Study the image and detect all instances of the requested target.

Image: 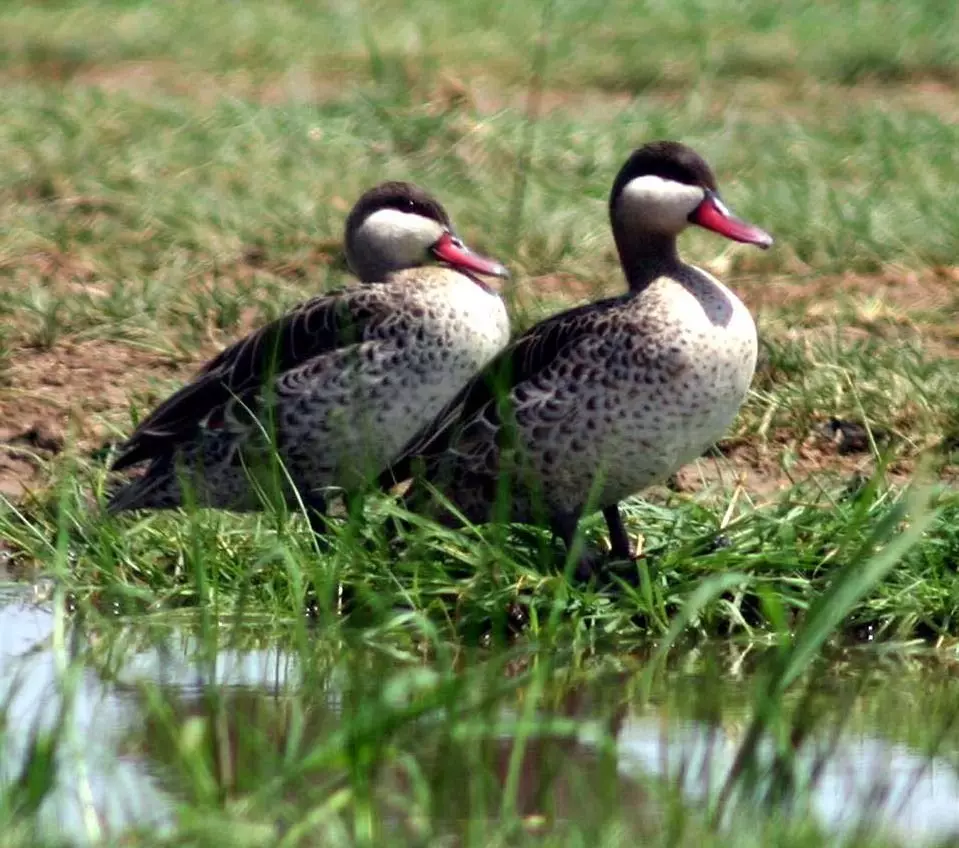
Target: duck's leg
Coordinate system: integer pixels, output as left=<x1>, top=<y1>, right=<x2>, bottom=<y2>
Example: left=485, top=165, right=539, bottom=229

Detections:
left=305, top=492, right=331, bottom=549
left=603, top=504, right=637, bottom=560
left=300, top=491, right=333, bottom=618
left=552, top=511, right=604, bottom=582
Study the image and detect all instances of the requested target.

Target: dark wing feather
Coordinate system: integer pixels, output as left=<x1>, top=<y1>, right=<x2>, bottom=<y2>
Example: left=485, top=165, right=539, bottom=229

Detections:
left=382, top=297, right=620, bottom=485
left=112, top=287, right=380, bottom=470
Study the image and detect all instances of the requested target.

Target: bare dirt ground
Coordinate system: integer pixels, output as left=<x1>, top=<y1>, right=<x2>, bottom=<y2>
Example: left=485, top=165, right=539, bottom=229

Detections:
left=0, top=341, right=199, bottom=498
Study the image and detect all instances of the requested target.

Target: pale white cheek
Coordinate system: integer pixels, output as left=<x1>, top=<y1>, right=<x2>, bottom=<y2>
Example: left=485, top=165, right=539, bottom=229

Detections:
left=618, top=175, right=705, bottom=234
left=353, top=209, right=444, bottom=266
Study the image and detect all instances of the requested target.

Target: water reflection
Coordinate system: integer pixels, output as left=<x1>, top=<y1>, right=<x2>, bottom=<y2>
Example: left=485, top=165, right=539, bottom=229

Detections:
left=617, top=716, right=959, bottom=840
left=2, top=581, right=959, bottom=844
left=0, top=585, right=172, bottom=842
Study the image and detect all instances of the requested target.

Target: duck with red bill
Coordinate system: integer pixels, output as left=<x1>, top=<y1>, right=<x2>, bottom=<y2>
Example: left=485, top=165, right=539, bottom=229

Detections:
left=105, top=180, right=512, bottom=533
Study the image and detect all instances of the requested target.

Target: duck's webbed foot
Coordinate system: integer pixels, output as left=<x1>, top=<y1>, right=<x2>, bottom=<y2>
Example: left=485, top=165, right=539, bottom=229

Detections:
left=552, top=510, right=611, bottom=583
left=552, top=505, right=643, bottom=585
left=598, top=504, right=646, bottom=586
left=603, top=505, right=642, bottom=561
left=571, top=548, right=614, bottom=582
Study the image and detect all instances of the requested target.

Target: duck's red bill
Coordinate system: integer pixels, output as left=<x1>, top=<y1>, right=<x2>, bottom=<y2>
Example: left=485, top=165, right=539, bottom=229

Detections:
left=431, top=232, right=510, bottom=279
left=690, top=192, right=773, bottom=249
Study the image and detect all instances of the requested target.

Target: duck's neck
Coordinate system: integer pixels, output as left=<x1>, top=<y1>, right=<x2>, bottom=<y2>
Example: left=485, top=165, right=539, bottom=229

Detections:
left=614, top=230, right=682, bottom=293
left=347, top=228, right=419, bottom=282
left=352, top=257, right=400, bottom=283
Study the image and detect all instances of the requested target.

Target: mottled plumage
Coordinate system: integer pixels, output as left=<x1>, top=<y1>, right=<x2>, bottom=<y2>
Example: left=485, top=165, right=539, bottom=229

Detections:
left=108, top=182, right=510, bottom=519
left=387, top=141, right=773, bottom=569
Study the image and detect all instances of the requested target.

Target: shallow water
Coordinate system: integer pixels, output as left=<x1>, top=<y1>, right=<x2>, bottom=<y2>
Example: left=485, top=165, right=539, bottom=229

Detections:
left=2, top=579, right=959, bottom=844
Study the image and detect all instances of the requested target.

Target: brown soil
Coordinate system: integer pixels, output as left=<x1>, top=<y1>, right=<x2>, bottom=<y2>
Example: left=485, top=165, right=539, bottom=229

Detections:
left=0, top=340, right=201, bottom=499
left=741, top=267, right=959, bottom=321
left=1, top=249, right=103, bottom=294
left=5, top=57, right=956, bottom=124
left=669, top=428, right=919, bottom=505
left=739, top=267, right=959, bottom=356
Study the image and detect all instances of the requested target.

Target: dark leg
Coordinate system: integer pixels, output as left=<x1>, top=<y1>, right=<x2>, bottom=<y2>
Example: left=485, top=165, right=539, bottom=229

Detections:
left=603, top=504, right=636, bottom=560
left=305, top=492, right=332, bottom=551
left=552, top=511, right=579, bottom=554
left=552, top=510, right=604, bottom=582
left=601, top=503, right=645, bottom=587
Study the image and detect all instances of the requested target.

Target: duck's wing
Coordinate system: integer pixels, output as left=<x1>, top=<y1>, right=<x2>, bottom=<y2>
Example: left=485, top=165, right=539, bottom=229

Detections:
left=112, top=286, right=387, bottom=470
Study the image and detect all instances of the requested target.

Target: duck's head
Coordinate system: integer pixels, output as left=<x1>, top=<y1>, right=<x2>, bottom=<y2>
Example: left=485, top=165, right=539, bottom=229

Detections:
left=344, top=181, right=509, bottom=283
left=609, top=141, right=773, bottom=251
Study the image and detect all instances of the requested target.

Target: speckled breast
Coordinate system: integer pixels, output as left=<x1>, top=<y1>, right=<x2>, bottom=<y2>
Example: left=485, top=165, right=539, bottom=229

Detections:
left=291, top=270, right=510, bottom=491
left=521, top=271, right=757, bottom=514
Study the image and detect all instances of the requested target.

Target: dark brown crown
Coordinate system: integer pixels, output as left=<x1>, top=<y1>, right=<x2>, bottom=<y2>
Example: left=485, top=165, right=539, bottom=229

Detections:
left=345, top=181, right=452, bottom=240
left=609, top=141, right=718, bottom=217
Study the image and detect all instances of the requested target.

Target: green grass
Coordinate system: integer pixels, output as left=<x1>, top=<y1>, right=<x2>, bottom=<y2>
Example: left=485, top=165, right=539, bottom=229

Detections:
left=2, top=0, right=957, bottom=88
left=1, top=0, right=959, bottom=843
left=3, top=531, right=958, bottom=846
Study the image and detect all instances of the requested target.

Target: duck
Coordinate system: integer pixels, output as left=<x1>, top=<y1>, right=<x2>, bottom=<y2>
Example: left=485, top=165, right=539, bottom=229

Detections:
left=384, top=141, right=773, bottom=576
left=106, top=181, right=511, bottom=532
